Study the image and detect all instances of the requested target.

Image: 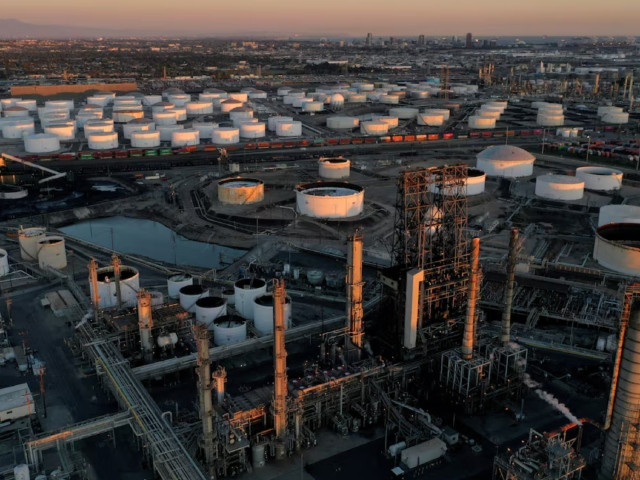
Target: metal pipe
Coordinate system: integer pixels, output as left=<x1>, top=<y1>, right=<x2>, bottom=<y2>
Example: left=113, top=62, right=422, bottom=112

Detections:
left=137, top=289, right=153, bottom=356
left=462, top=237, right=480, bottom=359
left=500, top=228, right=519, bottom=345
left=112, top=254, right=122, bottom=309
left=88, top=258, right=100, bottom=315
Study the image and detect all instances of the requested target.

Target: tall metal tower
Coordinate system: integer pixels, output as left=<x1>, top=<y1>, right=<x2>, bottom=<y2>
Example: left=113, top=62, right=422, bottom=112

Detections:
left=272, top=279, right=288, bottom=440
left=195, top=325, right=216, bottom=477
left=346, top=229, right=364, bottom=360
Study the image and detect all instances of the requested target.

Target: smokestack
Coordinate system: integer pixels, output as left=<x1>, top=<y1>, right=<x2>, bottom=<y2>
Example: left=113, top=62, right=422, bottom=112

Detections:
left=273, top=279, right=288, bottom=440
left=462, top=237, right=480, bottom=360
left=346, top=229, right=364, bottom=359
left=601, top=286, right=640, bottom=479
left=500, top=228, right=519, bottom=345
left=195, top=325, right=216, bottom=476
left=137, top=289, right=153, bottom=356
left=112, top=254, right=122, bottom=309
left=88, top=258, right=100, bottom=315
left=213, top=366, right=226, bottom=405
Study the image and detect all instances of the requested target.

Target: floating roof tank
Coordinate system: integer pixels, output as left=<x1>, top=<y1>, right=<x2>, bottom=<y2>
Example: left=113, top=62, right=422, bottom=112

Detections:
left=166, top=107, right=187, bottom=121
left=212, top=315, right=247, bottom=346
left=45, top=121, right=76, bottom=141
left=594, top=224, right=640, bottom=275
left=535, top=174, right=584, bottom=201
left=469, top=116, right=496, bottom=129
left=195, top=296, right=227, bottom=328
left=171, top=128, right=199, bottom=147
left=88, top=132, right=118, bottom=150
left=92, top=265, right=140, bottom=308
left=598, top=205, right=640, bottom=227
left=389, top=107, right=418, bottom=119
left=131, top=131, right=160, bottom=148
left=576, top=166, right=622, bottom=191
left=295, top=181, right=364, bottom=219
left=112, top=110, right=144, bottom=123
left=123, top=118, right=155, bottom=139
left=158, top=125, right=183, bottom=142
left=167, top=273, right=193, bottom=298
left=179, top=284, right=209, bottom=313
left=24, top=133, right=60, bottom=153
left=234, top=278, right=267, bottom=320
left=360, top=121, right=389, bottom=136
left=267, top=116, right=293, bottom=131
left=327, top=116, right=359, bottom=130
left=18, top=226, right=46, bottom=262
left=318, top=157, right=350, bottom=179
left=212, top=127, right=240, bottom=144
left=192, top=121, right=218, bottom=139
left=186, top=101, right=214, bottom=116
left=37, top=236, right=67, bottom=269
left=239, top=122, right=266, bottom=139
left=2, top=119, right=35, bottom=138
left=275, top=121, right=302, bottom=137
left=217, top=177, right=264, bottom=204
left=253, top=294, right=292, bottom=335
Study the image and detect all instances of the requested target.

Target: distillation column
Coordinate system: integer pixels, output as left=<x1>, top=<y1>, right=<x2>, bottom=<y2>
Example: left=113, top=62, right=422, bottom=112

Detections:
left=273, top=279, right=288, bottom=441
left=88, top=258, right=100, bottom=316
left=195, top=325, right=216, bottom=476
left=112, top=254, right=122, bottom=309
left=213, top=366, right=226, bottom=405
left=346, top=229, right=364, bottom=360
left=138, top=289, right=153, bottom=360
left=500, top=228, right=519, bottom=345
left=462, top=237, right=480, bottom=360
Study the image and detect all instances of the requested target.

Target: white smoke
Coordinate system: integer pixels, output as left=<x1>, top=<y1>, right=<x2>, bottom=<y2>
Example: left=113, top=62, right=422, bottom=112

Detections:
left=523, top=374, right=582, bottom=425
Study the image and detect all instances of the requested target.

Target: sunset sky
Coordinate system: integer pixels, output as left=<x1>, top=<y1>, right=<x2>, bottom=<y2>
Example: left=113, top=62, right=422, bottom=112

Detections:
left=3, top=0, right=639, bottom=37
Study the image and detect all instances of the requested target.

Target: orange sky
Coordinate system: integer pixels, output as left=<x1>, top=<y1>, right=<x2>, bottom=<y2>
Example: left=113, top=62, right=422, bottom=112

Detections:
left=4, top=0, right=639, bottom=36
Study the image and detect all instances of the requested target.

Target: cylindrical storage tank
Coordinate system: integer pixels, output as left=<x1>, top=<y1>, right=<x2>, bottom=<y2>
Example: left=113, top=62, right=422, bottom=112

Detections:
left=478, top=110, right=501, bottom=119
left=535, top=174, right=584, bottom=201
left=287, top=90, right=306, bottom=99
left=379, top=94, right=400, bottom=105
left=228, top=92, right=248, bottom=103
left=319, top=157, right=350, bottom=179
left=222, top=288, right=235, bottom=306
left=131, top=131, right=161, bottom=148
left=428, top=168, right=486, bottom=197
left=234, top=278, right=267, bottom=320
left=389, top=107, right=419, bottom=120
left=306, top=270, right=323, bottom=285
left=576, top=167, right=623, bottom=191
left=88, top=132, right=118, bottom=150
left=275, top=121, right=302, bottom=137
left=201, top=89, right=227, bottom=100
left=302, top=101, right=324, bottom=112
left=84, top=120, right=114, bottom=134
left=597, top=106, right=623, bottom=117
left=171, top=128, right=199, bottom=147
left=221, top=99, right=243, bottom=113
left=347, top=93, right=367, bottom=103
left=424, top=108, right=450, bottom=121
left=45, top=100, right=73, bottom=111
left=360, top=121, right=389, bottom=136
left=153, top=111, right=178, bottom=126
left=0, top=248, right=9, bottom=276
left=292, top=97, right=313, bottom=108
left=86, top=95, right=109, bottom=107
left=481, top=104, right=506, bottom=115
left=0, top=98, right=18, bottom=109
left=268, top=116, right=293, bottom=131
left=2, top=120, right=35, bottom=138
left=476, top=145, right=535, bottom=178
left=167, top=94, right=191, bottom=107
left=152, top=102, right=175, bottom=113
left=195, top=296, right=227, bottom=326
left=537, top=113, right=565, bottom=126
left=186, top=101, right=213, bottom=116
left=37, top=236, right=66, bottom=269
left=212, top=127, right=240, bottom=144
left=598, top=205, right=640, bottom=227
left=112, top=110, right=144, bottom=123
left=167, top=107, right=187, bottom=122
left=15, top=99, right=37, bottom=112
left=24, top=133, right=60, bottom=153
left=92, top=265, right=140, bottom=308
left=239, top=122, right=266, bottom=139
left=179, top=284, right=209, bottom=313
left=13, top=464, right=30, bottom=480
left=327, top=116, right=359, bottom=130
left=40, top=111, right=70, bottom=126
left=143, top=95, right=163, bottom=106
left=229, top=107, right=253, bottom=123
left=602, top=112, right=629, bottom=124
left=410, top=90, right=430, bottom=99
left=76, top=112, right=102, bottom=128
left=277, top=87, right=292, bottom=96
left=217, top=177, right=264, bottom=204
left=212, top=315, right=247, bottom=346
left=122, top=119, right=155, bottom=139
left=45, top=121, right=76, bottom=140
left=253, top=294, right=292, bottom=335
left=158, top=125, right=183, bottom=142
left=162, top=88, right=184, bottom=100
left=469, top=116, right=496, bottom=129
left=594, top=224, right=640, bottom=275
left=18, top=227, right=46, bottom=261
left=251, top=444, right=266, bottom=468
left=417, top=113, right=444, bottom=126
left=249, top=90, right=268, bottom=100
left=192, top=121, right=217, bottom=139
left=166, top=274, right=192, bottom=299
left=356, top=83, right=375, bottom=92
left=295, top=181, right=364, bottom=219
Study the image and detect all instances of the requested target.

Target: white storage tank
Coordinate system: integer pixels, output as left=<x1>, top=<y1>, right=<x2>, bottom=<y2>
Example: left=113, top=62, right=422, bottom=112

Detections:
left=37, top=236, right=67, bottom=269
left=598, top=205, right=640, bottom=227
left=152, top=102, right=175, bottom=113
left=221, top=99, right=243, bottom=113
left=268, top=116, right=293, bottom=131
left=594, top=224, right=640, bottom=275
left=212, top=315, right=247, bottom=346
left=143, top=95, right=163, bottom=106
left=86, top=95, right=110, bottom=107
left=18, top=226, right=46, bottom=261
left=347, top=93, right=367, bottom=103
left=576, top=167, right=623, bottom=191
left=379, top=94, right=400, bottom=105
left=153, top=111, right=177, bottom=126
left=2, top=120, right=35, bottom=138
left=212, top=127, right=240, bottom=144
left=277, top=87, right=292, bottom=96
left=158, top=125, right=183, bottom=142
left=302, top=101, right=324, bottom=112
left=233, top=117, right=258, bottom=128
left=24, top=133, right=60, bottom=153
left=275, top=121, right=302, bottom=137
left=476, top=145, right=535, bottom=178
left=201, top=89, right=227, bottom=100
left=430, top=168, right=486, bottom=196
left=40, top=111, right=70, bottom=126
left=171, top=128, right=199, bottom=147
left=167, top=273, right=193, bottom=298
left=234, top=278, right=267, bottom=320
left=88, top=132, right=118, bottom=150
left=389, top=107, right=419, bottom=119
left=222, top=288, right=235, bottom=306
left=469, top=116, right=496, bottom=129
left=228, top=92, right=248, bottom=103
left=192, top=121, right=218, bottom=139
left=248, top=90, right=268, bottom=99
left=535, top=174, right=584, bottom=201
left=239, top=122, right=266, bottom=139
left=92, top=265, right=140, bottom=308
left=179, top=284, right=209, bottom=313
left=76, top=112, right=102, bottom=128
left=131, top=131, right=161, bottom=148
left=537, top=113, right=564, bottom=126
left=425, top=108, right=450, bottom=120
left=113, top=104, right=143, bottom=113
left=186, top=101, right=214, bottom=116
left=319, top=157, right=350, bottom=179
left=45, top=99, right=73, bottom=111
left=417, top=113, right=444, bottom=126
left=253, top=294, right=292, bottom=335
left=84, top=120, right=114, bottom=134
left=195, top=296, right=227, bottom=327
left=327, top=116, right=359, bottom=130
left=360, top=121, right=389, bottom=136
left=0, top=98, right=18, bottom=109
left=602, top=112, right=629, bottom=124
left=167, top=94, right=191, bottom=107
left=167, top=107, right=187, bottom=122
left=597, top=106, right=623, bottom=117
left=0, top=248, right=9, bottom=276
left=112, top=110, right=144, bottom=123
left=123, top=118, right=155, bottom=139
left=229, top=107, right=254, bottom=123
left=45, top=121, right=76, bottom=141
left=218, top=177, right=264, bottom=204
left=296, top=181, right=364, bottom=219
left=14, top=464, right=30, bottom=480
left=15, top=99, right=36, bottom=112
left=478, top=110, right=501, bottom=119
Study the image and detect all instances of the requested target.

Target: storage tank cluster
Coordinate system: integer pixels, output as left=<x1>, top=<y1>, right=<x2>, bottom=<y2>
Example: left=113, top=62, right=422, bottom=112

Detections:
left=476, top=145, right=535, bottom=178
left=597, top=106, right=629, bottom=124
left=318, top=157, right=350, bottom=179
left=576, top=167, right=623, bottom=191
left=534, top=102, right=565, bottom=126
left=91, top=265, right=140, bottom=308
left=535, top=174, right=584, bottom=201
left=217, top=177, right=264, bottom=204
left=295, top=181, right=364, bottom=219
left=593, top=223, right=640, bottom=275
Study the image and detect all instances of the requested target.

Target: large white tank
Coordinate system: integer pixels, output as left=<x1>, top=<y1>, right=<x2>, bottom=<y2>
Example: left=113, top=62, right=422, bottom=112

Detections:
left=143, top=95, right=163, bottom=106
left=152, top=102, right=175, bottom=113
left=233, top=117, right=258, bottom=128
left=389, top=107, right=419, bottom=120
left=84, top=120, right=114, bottom=134
left=195, top=296, right=227, bottom=327
left=327, top=116, right=359, bottom=129
left=598, top=205, right=640, bottom=227
left=0, top=98, right=18, bottom=109
left=275, top=121, right=302, bottom=137
left=167, top=107, right=187, bottom=122
left=354, top=82, right=375, bottom=92
left=201, top=89, right=227, bottom=100
left=319, top=157, right=350, bottom=179
left=167, top=273, right=193, bottom=298
left=192, top=121, right=218, bottom=139
left=576, top=167, right=623, bottom=191
left=37, top=236, right=67, bottom=269
left=469, top=116, right=496, bottom=129
left=535, top=174, right=584, bottom=201
left=185, top=101, right=213, bottom=116
left=162, top=88, right=184, bottom=99
left=0, top=248, right=9, bottom=276
left=249, top=90, right=268, bottom=99
left=92, top=265, right=140, bottom=308
left=2, top=120, right=35, bottom=138
left=179, top=284, right=209, bottom=313
left=228, top=92, right=248, bottom=103
left=379, top=94, right=400, bottom=105
left=330, top=93, right=345, bottom=110
left=296, top=181, right=364, bottom=218
left=167, top=94, right=191, bottom=107
left=430, top=168, right=486, bottom=197
left=212, top=315, right=247, bottom=346
left=153, top=111, right=178, bottom=126
left=234, top=278, right=267, bottom=320
left=76, top=112, right=103, bottom=128
left=537, top=113, right=564, bottom=126
left=212, top=127, right=240, bottom=144
left=221, top=99, right=243, bottom=113
left=112, top=110, right=144, bottom=123
left=347, top=93, right=367, bottom=103
left=113, top=103, right=143, bottom=113
left=24, top=133, right=60, bottom=153
left=13, top=464, right=30, bottom=480
left=123, top=118, right=155, bottom=139
left=229, top=107, right=254, bottom=123
left=88, top=132, right=118, bottom=150
left=171, top=128, right=199, bottom=147
left=476, top=145, right=535, bottom=178
left=267, top=116, right=293, bottom=131
left=40, top=111, right=70, bottom=126
left=602, top=112, right=629, bottom=124
left=478, top=110, right=501, bottom=119
left=360, top=121, right=389, bottom=136
left=45, top=121, right=76, bottom=141
left=417, top=113, right=444, bottom=126
left=158, top=125, right=184, bottom=142
left=18, top=227, right=46, bottom=261
left=594, top=224, right=640, bottom=275
left=45, top=99, right=73, bottom=111
left=239, top=122, right=266, bottom=139
left=253, top=294, right=292, bottom=335
left=597, top=106, right=623, bottom=117
left=410, top=90, right=430, bottom=99
left=218, top=178, right=264, bottom=204
left=131, top=131, right=161, bottom=148
left=302, top=101, right=324, bottom=113
left=86, top=95, right=110, bottom=107
left=15, top=99, right=37, bottom=112
left=277, top=87, right=292, bottom=96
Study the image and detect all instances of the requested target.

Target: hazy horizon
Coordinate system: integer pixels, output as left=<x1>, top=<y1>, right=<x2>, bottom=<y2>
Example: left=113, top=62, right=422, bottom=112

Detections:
left=2, top=0, right=639, bottom=37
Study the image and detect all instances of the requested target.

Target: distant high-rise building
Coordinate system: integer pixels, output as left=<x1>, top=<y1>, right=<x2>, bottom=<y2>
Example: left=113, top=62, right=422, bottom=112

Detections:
left=418, top=34, right=425, bottom=46
left=466, top=32, right=473, bottom=49
left=366, top=32, right=373, bottom=46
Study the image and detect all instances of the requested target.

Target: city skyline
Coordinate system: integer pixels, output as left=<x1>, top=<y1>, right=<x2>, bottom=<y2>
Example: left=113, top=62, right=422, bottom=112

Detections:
left=1, top=0, right=639, bottom=37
